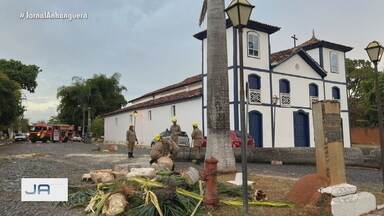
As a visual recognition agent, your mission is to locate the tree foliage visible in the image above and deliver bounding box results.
[0,59,41,128]
[0,72,22,127]
[48,116,61,124]
[91,116,104,138]
[57,73,127,126]
[0,59,41,93]
[346,58,384,127]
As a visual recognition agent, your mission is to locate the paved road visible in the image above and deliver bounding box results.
[0,142,382,215]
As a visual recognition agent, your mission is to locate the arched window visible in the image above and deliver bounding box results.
[279,79,290,94]
[248,74,261,90]
[309,83,319,97]
[248,74,261,104]
[332,87,340,100]
[248,32,259,57]
[279,79,291,106]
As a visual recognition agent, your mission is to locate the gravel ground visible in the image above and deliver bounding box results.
[0,142,383,216]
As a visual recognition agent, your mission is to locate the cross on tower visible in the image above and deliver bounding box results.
[291,34,298,47]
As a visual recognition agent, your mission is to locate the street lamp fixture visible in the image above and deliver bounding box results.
[225,0,254,27]
[365,41,384,191]
[366,41,384,63]
[133,111,138,128]
[226,0,254,214]
[272,95,280,105]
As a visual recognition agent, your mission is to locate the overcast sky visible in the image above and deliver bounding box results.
[0,0,383,123]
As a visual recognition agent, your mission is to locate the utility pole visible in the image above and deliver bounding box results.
[87,106,92,143]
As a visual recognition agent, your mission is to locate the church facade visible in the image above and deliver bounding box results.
[104,19,352,148]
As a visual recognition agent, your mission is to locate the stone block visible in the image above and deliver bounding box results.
[331,192,376,216]
[271,160,283,165]
[227,172,254,186]
[319,183,357,197]
[113,162,149,172]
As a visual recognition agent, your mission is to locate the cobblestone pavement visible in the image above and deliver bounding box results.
[0,142,383,215]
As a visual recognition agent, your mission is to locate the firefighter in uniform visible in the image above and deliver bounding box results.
[150,134,179,166]
[191,122,203,163]
[170,117,181,144]
[126,125,137,158]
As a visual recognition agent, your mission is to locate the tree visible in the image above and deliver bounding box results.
[0,72,22,127]
[0,59,41,93]
[205,0,236,172]
[0,59,41,128]
[346,58,384,127]
[48,116,61,124]
[57,73,127,127]
[12,118,30,132]
[91,116,104,138]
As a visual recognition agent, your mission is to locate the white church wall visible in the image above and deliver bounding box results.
[324,82,348,110]
[104,98,202,146]
[306,48,320,63]
[322,48,346,83]
[244,70,271,104]
[271,73,324,108]
[241,29,270,70]
[341,112,351,147]
[104,112,131,145]
[273,54,323,79]
[247,105,273,147]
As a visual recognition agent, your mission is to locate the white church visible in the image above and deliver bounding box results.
[103,18,352,148]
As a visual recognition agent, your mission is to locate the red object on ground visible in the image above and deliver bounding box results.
[287,173,329,207]
[202,157,219,208]
[201,131,255,148]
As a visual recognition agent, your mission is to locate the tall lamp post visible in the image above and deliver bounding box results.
[365,41,384,190]
[272,95,279,148]
[225,0,254,214]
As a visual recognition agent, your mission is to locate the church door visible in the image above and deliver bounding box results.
[293,110,310,147]
[249,111,263,147]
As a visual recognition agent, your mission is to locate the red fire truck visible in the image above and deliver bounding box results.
[29,123,74,143]
[28,124,52,143]
[51,124,74,142]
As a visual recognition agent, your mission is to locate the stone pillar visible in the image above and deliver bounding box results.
[312,100,346,186]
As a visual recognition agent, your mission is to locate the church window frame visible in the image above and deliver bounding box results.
[247,31,260,58]
[330,52,339,73]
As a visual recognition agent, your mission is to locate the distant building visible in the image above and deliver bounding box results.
[104,19,352,148]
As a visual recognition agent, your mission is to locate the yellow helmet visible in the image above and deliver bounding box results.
[192,122,199,127]
[171,117,177,122]
[154,134,161,142]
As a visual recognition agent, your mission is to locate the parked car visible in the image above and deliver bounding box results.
[14,133,27,142]
[150,129,190,147]
[71,135,83,142]
[201,130,255,148]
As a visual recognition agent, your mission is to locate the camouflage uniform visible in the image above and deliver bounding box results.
[191,127,203,160]
[126,128,137,158]
[170,124,181,144]
[150,137,179,163]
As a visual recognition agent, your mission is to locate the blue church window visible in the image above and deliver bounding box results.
[248,74,261,90]
[309,83,319,97]
[332,87,340,100]
[279,79,290,94]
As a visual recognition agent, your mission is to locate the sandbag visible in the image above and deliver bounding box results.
[102,193,127,216]
[126,168,156,178]
[156,156,174,171]
[90,170,115,183]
